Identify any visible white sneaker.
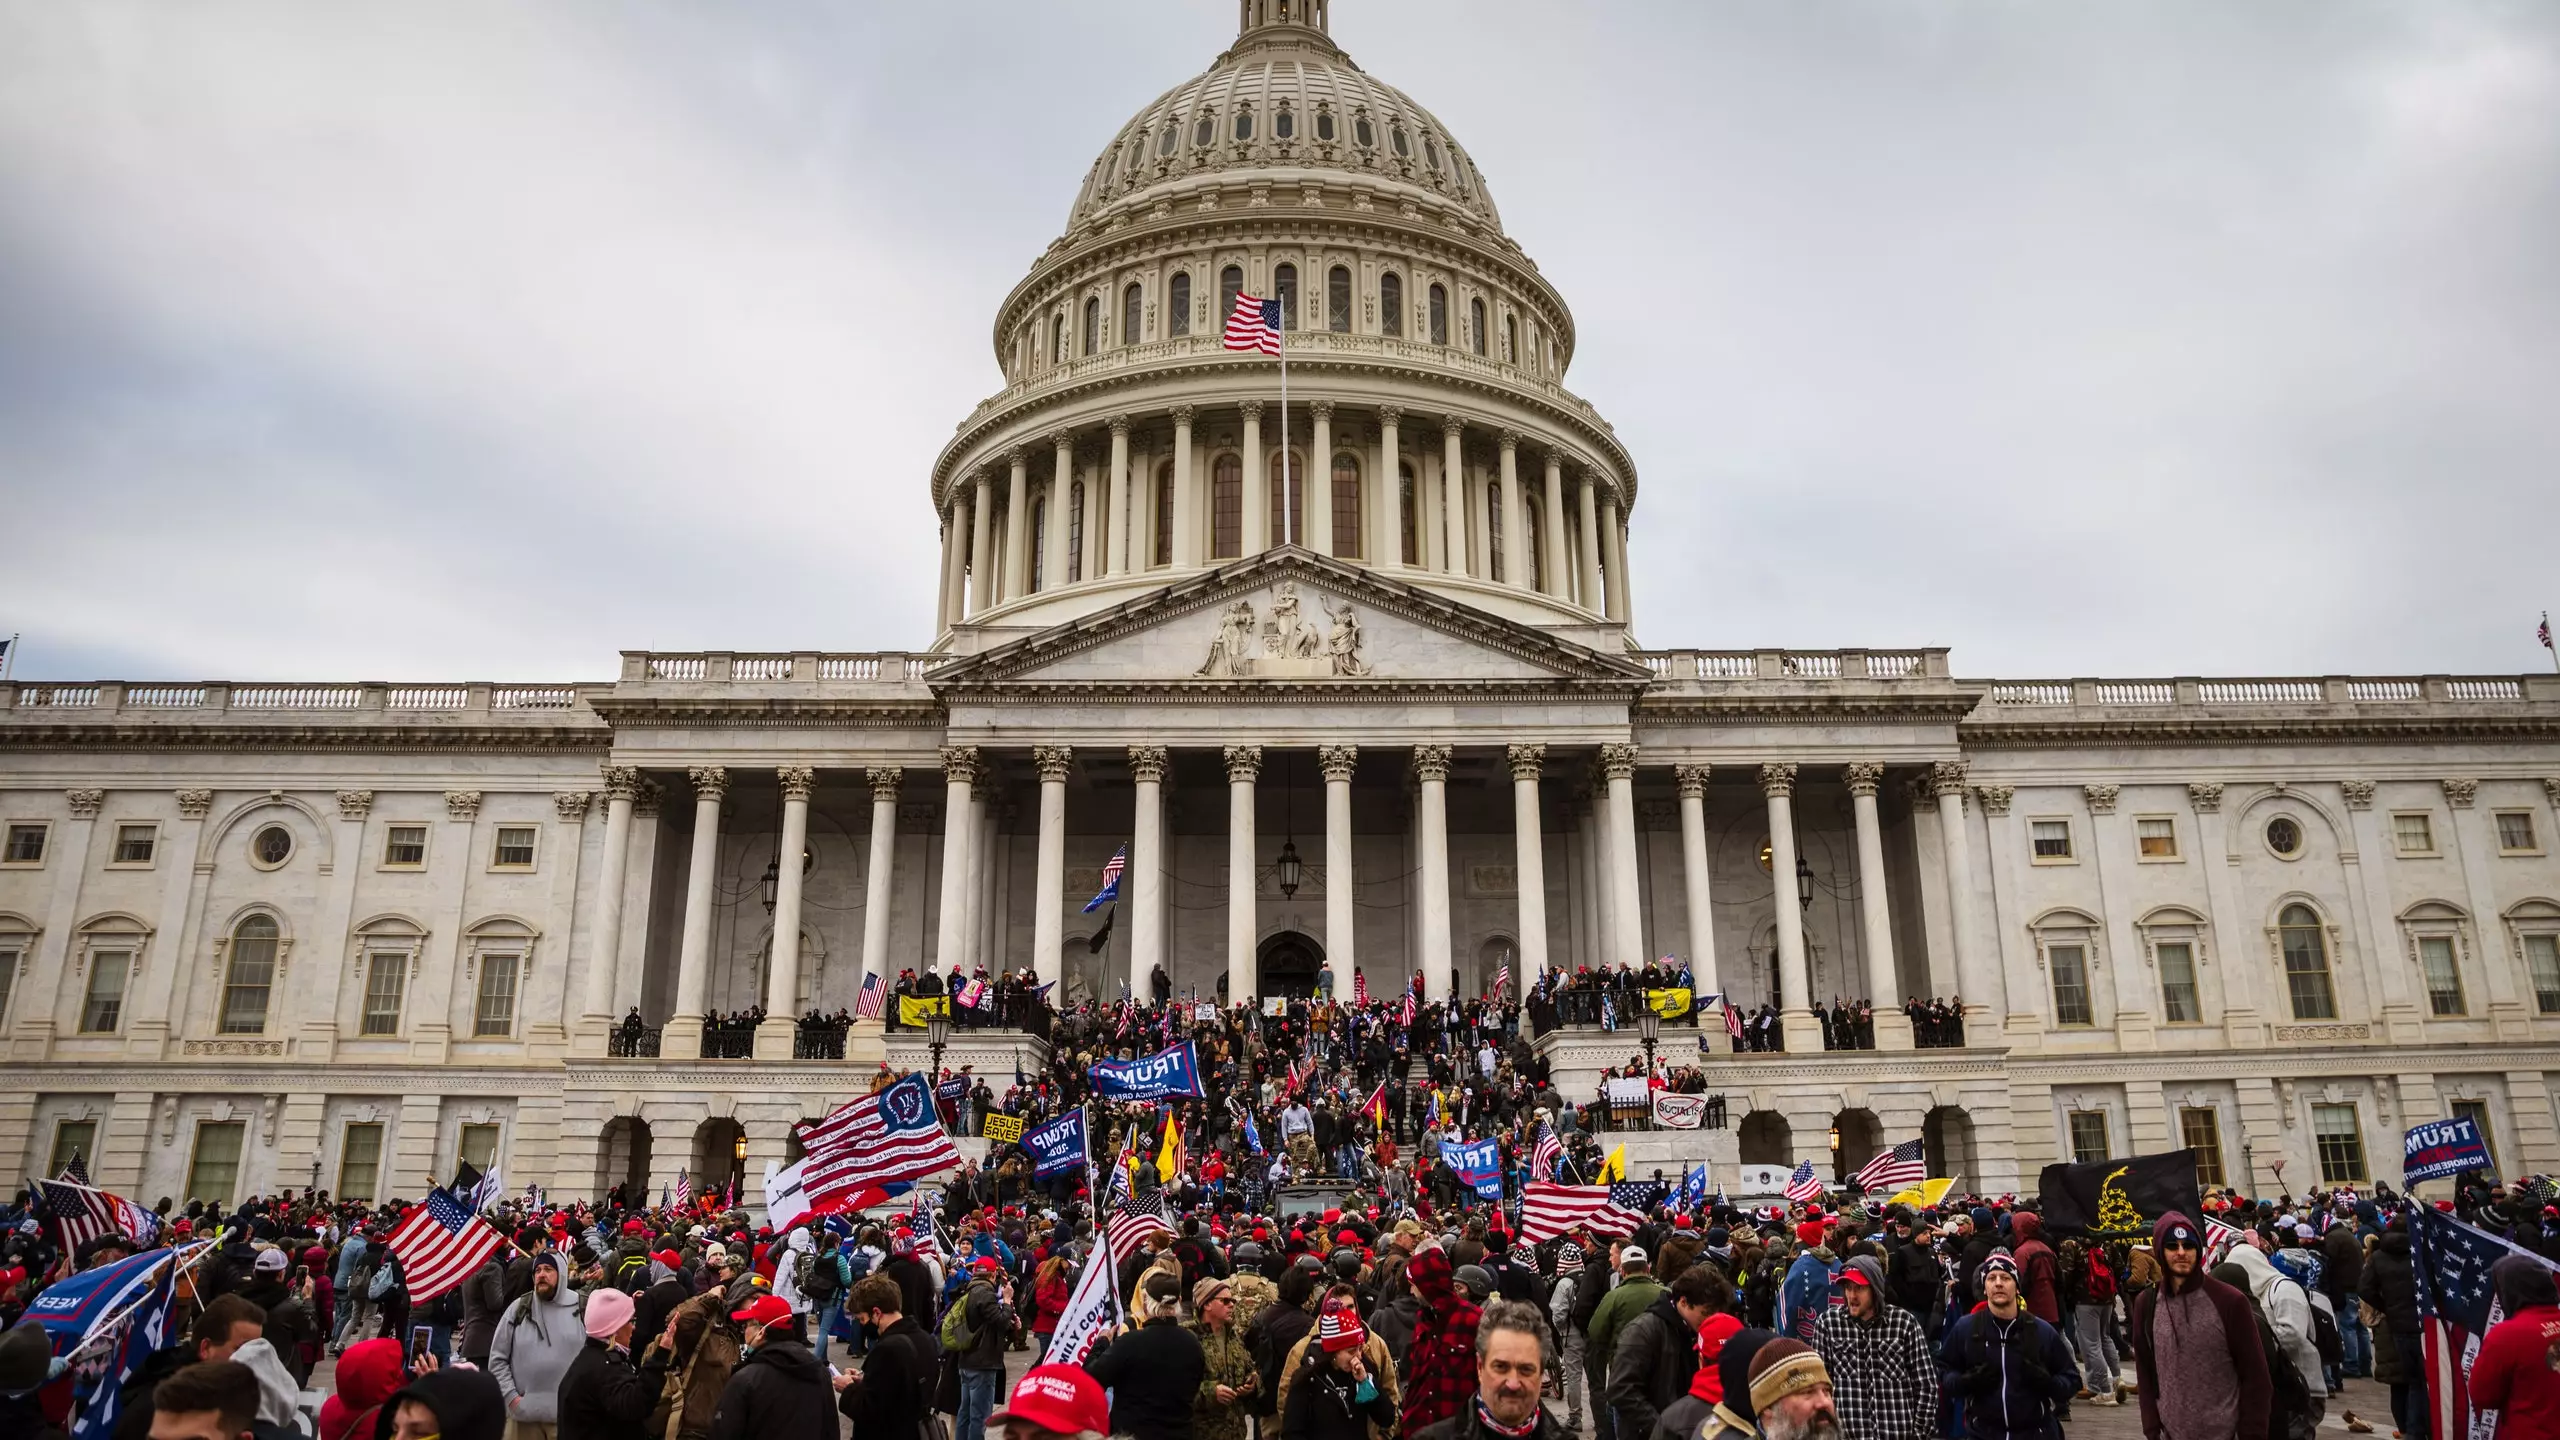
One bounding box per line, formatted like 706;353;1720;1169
2091;1392;2119;1406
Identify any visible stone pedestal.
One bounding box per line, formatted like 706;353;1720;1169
754;1016;798;1062
1870;1010;1915;1051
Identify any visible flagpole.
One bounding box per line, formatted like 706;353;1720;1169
1279;301;1292;547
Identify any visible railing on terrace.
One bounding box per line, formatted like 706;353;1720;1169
1633;648;1949;681
0;681;603;716
1986;675;2549;708
619;651;937;684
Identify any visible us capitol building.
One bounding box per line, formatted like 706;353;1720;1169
6;0;2557;1210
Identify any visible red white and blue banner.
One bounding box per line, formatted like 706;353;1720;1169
1088;1040;1206;1101
2405;1116;2497;1185
2410;1201;2560;1440
1020;1110;1088;1178
1441;1136;1504;1200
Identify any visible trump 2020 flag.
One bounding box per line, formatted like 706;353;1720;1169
2410;1200;2560;1440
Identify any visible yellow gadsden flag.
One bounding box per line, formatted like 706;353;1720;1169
1888;1178;1958;1208
1643;988;1694;1019
1597;1143;1628;1185
1157;1112;1184;1181
897;994;951;1027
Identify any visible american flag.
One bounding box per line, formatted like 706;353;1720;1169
1082;845;1127;913
906;1190;944;1263
1709;993;1744;1042
384;1187;508;1303
36;1177;157;1251
2203;1215;2245;1260
1853;1139;1926;1192
1106;1191;1174;1262
1531;1124;1564;1183
1611;1180;1668;1215
1490;964;1509;1003
1784;1160;1825;1204
1223;294;1282;356
672;1168;691;1212
2411;1202;2560;1440
794;1072;963;1210
856;972;886;1020
60;1151;90;1185
1518;1181;1648;1242
1398;990;1416;1026
2541;612;2553;652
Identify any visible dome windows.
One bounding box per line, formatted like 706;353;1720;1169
1315;110;1335;142
1083;296;1100;356
1424;135;1443;171
1379;272;1403;337
1220;265;1244;325
1428;283;1448;345
1503;314;1518;363
1196;113;1216;148
1169;273;1192;338
1050;315;1066;365
1469;297;1487;356
1158;122;1180;157
1235;107;1255;142
1354;115;1374;148
1273;263;1298;330
1274;106;1295;140
1326;266;1351;332
1122;283;1143;347
1390;123;1411;157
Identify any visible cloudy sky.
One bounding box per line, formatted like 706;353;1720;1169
3;1;2555;682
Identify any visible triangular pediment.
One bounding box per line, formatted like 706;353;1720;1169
930;549;1652;692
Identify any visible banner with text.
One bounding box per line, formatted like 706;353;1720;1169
980;1113;1026;1146
1020;1111;1088;1177
1654;1094;1707;1129
2404;1116;2496;1185
1441;1136;1505;1200
1604;1076;1652;1109
1089;1040;1207;1102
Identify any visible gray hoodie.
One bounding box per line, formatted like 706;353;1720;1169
489;1281;587;1423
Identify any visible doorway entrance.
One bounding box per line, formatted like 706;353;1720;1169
1257;931;1324;1001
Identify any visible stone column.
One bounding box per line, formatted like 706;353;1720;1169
1031;748;1071;991
757;766;816;1059
1044;434;1073;592
1542;453;1569;597
1589;784;1617;970
1224;746;1261;1005
1415;745;1454;998
936;506;960;632
581;767;640;1043
1106;415;1133;576
1846;763;1913;1049
664;766;728;1058
1931;761;1995;1037
859;768;900;1002
1321;745;1359;997
1002;450;1031;601
1441;418;1469;577
1128;746;1168;998
1600;495;1630;622
1376;408;1404;571
1306;401;1334;554
1762;764;1823;1049
1169;406;1199;567
1674;765;1720;1004
933;748;979;976
1497;431;1524;585
1601;744;1644;970
1241;401;1268;555
968;474;995;615
1577;477;1605;612
1508;745;1549;989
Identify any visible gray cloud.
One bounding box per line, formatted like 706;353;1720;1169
2;0;2554;681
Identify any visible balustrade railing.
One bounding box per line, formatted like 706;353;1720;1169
606;1025;662;1058
699;1018;759;1060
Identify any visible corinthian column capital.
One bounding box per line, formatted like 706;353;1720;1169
1507;744;1547;783
867;766;905;802
687;766;729;804
1223;745;1264;783
938;747;981;786
1843;762;1884;797
1128;745;1170;784
1033;747;1074;784
1319;745;1360;782
1757;763;1797;799
1673;764;1711;799
778;766;818;802
1596;744;1639;782
600;765;642;802
1411;745;1453;783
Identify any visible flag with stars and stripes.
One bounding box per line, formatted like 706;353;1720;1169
1222;294;1283;356
1532;1124;1564;1184
1610;1180;1668;1215
60;1151;90;1186
672;1168;692;1212
2411;1201;2560;1440
1490;964;1509;1003
1518;1181;1649;1242
905;1190;944;1263
1106;1190;1174;1262
1853;1139;1927;1193
1082;846;1127;913
1354;972;1367;1006
856;971;886;1020
1784;1160;1825;1204
36;1177;157;1251
383;1187;508;1303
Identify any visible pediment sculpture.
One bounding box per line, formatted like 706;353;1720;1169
1196;581;1370;678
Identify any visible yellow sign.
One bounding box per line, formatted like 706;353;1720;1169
981;1113;1025;1145
898;995;951;1027
1644;988;1693;1019
1887;1178;1957;1208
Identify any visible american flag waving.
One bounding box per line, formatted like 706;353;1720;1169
1489;963;1510;1003
1083;845;1127;913
671;1168;692;1212
855;971;886;1020
36;1176;158;1251
1223;294;1283;356
1106;1191;1174;1263
1531;1124;1564;1183
794;1073;963;1211
1852;1139;1926;1193
1784;1160;1825;1204
384;1188;508;1303
1518;1181;1649;1242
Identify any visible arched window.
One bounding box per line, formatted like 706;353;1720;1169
2279;904;2337;1020
1399;464;1418;564
1122;283;1143;347
1523;494;1543;590
1029;497;1047;591
1270;450;1305;546
1391;124;1411;157
1486;481;1504;582
222;914;279;1035
1212;454;1243;558
1273;263;1298;330
1126;137;1144;172
1221;265;1245;326
1274;106;1295;140
1330;452;1361;558
1157;123;1179;157
1315;110;1335;142
1428;284;1448;345
1503;314;1518;363
1470;297;1487;355
1050;315;1065;365
1234;106;1255;142
1326;266;1351;332
1168;273;1192;337
1067;481;1086;583
1379;272;1403;337
1154;461;1175;567
1424;135;1443;171
1195;113;1215;148
1082;297;1099;356
1354;115;1374;148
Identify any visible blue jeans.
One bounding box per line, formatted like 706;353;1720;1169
2337;1298;2370;1377
959;1368;1005;1440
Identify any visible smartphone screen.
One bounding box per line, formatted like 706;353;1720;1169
409;1326;433;1364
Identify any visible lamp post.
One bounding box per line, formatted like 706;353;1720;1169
1796;854;1815;911
926;1010;951;1084
1829;1124;1842;1182
1638;1006;1660;1081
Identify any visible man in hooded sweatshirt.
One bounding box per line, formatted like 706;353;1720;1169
2127;1212;2269;1440
2467;1252;2560;1438
2007;1214;2062;1330
490;1252;586;1440
710;1294;836;1440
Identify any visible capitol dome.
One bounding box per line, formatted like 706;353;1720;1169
1069;0;1502;234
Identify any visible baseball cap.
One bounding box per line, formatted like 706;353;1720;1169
990;1366;1110;1437
1620;1245;1648;1266
731;1294;794;1327
1837;1256;1884;1289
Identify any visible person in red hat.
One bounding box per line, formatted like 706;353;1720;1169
1282;1301;1397;1440
984;1363;1110;1440
707;1294;831;1439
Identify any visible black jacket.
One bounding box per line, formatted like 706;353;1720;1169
2361;1231;2421;1334
557;1339;655;1440
882;1257;937;1330
840;1315;934;1440
953;1279;1014;1372
1603;1297;1697;1440
1281;1354;1398;1440
635;1275;692;1361
708;1335;837;1440
1087;1317;1209;1440
460;1259;508;1359
1413;1399;1572;1440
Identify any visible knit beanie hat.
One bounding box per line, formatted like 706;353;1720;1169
1747;1338;1831;1416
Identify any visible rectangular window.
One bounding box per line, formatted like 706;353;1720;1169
2451;1099;2498;1172
473;954;520;1037
339;1123;384;1203
186;1121;246;1205
2526;934;2560;1014
4;824;48;864
2136;817;2179;859
220;934;276;1036
112;824;158;865
2158;941;2201;1023
2180;1108;2226;1187
2313;1103;2367;1183
382;825;428;867
81;952;129;1033
0;944;18;1027
2418;935;2467;1016
50;1120;97;1178
2496;811;2540;853
490;826;537;869
361;954;407;1036
458;1123;501;1174
2067;1110;2110;1164
2393;812;2435;855
2048;944;2094;1026
2031;819;2074;861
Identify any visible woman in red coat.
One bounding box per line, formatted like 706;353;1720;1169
2468;1254;2560;1439
1031;1254;1074;1359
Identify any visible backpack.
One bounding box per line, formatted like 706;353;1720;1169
804;1252;843;1304
2087;1252;2117;1301
844;1249;876;1281
938;1288;977;1353
2305;1290;2343;1367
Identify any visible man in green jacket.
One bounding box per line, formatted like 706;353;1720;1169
1583;1246;1665;1440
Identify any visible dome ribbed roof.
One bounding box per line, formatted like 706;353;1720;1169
1068;21;1501;234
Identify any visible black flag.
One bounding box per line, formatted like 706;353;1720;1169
2036;1149;2203;1238
1087;904;1116;954
451;1158;485;1198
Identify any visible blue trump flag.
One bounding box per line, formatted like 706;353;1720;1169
2405;1116;2496;1185
1442;1136;1505;1200
1021;1110;1089;1178
25;1244;183;1440
1089;1040;1207;1101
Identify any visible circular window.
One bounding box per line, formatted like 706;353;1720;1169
251;825;294;867
2266;816;2304;859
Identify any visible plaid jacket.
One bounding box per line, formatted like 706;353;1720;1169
1814;1300;1939;1440
1400;1247;1484;1435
